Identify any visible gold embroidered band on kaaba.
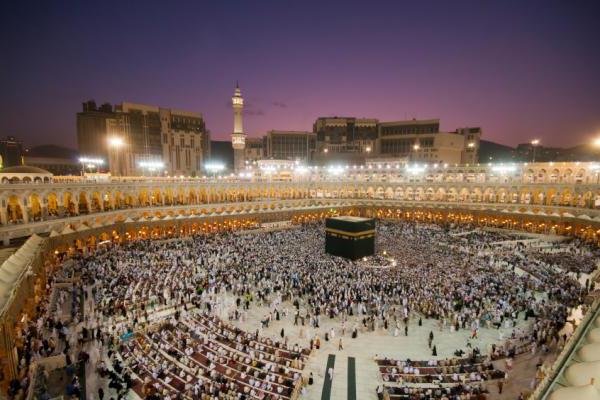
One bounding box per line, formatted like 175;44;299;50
325;228;376;239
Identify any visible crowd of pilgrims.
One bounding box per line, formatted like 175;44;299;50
524;238;600;274
18;220;594;399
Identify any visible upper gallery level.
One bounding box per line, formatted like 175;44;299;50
1;161;600;239
2;161;600;186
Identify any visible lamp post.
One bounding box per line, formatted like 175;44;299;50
78;157;104;176
108;136;125;176
531;139;540;163
412;143;420;162
205;162;225;178
139;161;165;177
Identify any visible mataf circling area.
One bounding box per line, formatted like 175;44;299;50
9;219;597;400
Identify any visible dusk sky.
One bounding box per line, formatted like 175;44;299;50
2;0;599;149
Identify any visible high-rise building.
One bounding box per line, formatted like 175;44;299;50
231;83;246;172
264;130;316;162
455;127;481;165
313;117;378;164
310;116;481;165
77;101;209;176
0;136;24;168
244;137;264;164
76;101;116;160
376;120;480;165
157;107;208;176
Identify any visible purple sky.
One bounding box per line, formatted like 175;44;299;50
1;1;599;149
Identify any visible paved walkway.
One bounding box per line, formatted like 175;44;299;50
223;292;531;400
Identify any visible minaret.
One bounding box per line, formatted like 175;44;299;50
231;81;246;172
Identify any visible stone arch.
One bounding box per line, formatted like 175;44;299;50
47;192;59;216
90;191;102;212
549;169;560;183
471;187;482;202
384;187;394;199
559;188;574;206
537;169;547;183
152;188;163;205
523;169;534;184
414;187;425;201
6;195;24;223
447;187;458;202
188;188;198;204
435;187;446;201
562;168;573;184
483;188;495;203
78;192;90;214
63;192;77;215
575;169;586;184
425;187;435;201
138;189;150;206
28;193;42;221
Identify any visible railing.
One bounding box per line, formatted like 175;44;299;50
4;198;600;244
531;299;600;399
26;355;67;400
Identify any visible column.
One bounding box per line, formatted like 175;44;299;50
19;200;29;224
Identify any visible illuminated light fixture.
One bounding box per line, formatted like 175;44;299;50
467;142;475;148
260;166;276;174
293;165;309;174
108;137;125;147
327;165;345;175
491;165;517;174
205;162;225;173
79;157;104;165
139;161;165;170
406;165;426;174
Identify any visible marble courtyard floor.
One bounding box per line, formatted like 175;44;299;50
220;294;536;400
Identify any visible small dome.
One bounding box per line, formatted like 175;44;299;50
0;165;52;175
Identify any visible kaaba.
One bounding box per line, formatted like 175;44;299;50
325;216;376;260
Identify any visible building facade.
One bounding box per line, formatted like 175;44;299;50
244;137;264;164
76;101;116;161
0;136;24;168
264;130;316;162
310;117;481;166
158;107;208;177
313;117;378;164
77;101;209;176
